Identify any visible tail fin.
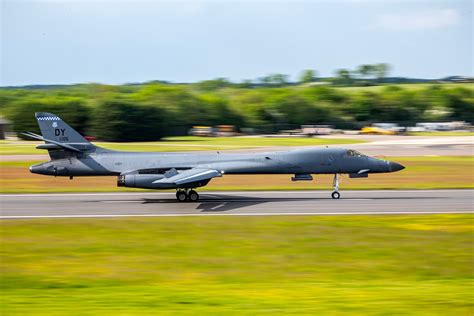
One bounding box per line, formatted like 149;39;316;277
35;112;89;144
26;112;97;159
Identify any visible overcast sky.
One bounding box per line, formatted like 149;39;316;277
1;0;472;86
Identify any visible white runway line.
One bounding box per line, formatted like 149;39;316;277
0;189;470;198
1;211;472;219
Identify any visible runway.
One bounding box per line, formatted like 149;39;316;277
1;190;472;219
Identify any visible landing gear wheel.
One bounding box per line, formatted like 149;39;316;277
332;174;341;199
176;190;187;202
188;190;199;202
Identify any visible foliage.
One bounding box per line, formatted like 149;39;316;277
334;63;391;85
7;97;90;138
258;73;289;86
92;100;169;141
333;69;352;85
299;69;317;83
1;82;473;141
195;78;231;91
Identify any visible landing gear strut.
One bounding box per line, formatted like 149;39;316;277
176;189;199;202
331;174;340;199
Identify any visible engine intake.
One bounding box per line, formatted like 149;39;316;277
291;174;313;181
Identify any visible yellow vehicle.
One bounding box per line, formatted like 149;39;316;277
188;125;237;137
188;126;215;137
215;125;236;137
360;126;396;135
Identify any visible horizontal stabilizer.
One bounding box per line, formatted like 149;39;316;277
21;132;83;152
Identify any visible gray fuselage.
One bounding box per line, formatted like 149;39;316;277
30;147;403;178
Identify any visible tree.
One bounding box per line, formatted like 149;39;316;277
10;97;90;138
334;69;352;85
444;88;474;123
271;74;289;86
92;100;170;141
259;74;289;86
258;76;272;86
374;63;390;82
237;79;253;88
299;69;317;84
195;78;231;91
357;64;374;79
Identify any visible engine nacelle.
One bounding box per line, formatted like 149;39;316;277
117;174;167;189
118;173;213;190
349;173;368;178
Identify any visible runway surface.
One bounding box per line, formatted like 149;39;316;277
1;190;472;219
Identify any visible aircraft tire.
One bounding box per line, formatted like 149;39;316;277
176;190;187;202
188;190;199;202
331;191;340;199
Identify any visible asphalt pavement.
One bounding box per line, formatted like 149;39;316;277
1;190;472;219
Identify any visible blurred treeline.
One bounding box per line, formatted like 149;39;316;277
0;82;473;141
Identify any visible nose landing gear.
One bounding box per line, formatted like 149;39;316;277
332;174;341;199
176;189;199;202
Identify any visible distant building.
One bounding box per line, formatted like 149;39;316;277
0;117;11;139
438;76;473;83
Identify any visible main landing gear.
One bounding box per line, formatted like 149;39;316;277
331;174;341;199
176;189;199;202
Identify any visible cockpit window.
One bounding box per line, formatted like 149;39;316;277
346;150;367;158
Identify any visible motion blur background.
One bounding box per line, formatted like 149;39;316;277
1;0;472;141
1;0;473;315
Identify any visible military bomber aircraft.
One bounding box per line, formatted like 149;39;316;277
26;112;405;201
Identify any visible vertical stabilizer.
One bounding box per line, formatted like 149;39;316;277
32;112;97;159
35;112;89;144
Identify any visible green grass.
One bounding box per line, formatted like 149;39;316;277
0;137;365;155
1;215;472;315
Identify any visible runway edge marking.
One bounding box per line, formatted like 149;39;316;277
1;211;473;219
1;189;473;198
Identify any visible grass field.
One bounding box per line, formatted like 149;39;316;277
1;214;472;315
0;137;365;155
1;156;472;193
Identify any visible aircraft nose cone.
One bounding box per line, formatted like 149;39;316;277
389;162;405;172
